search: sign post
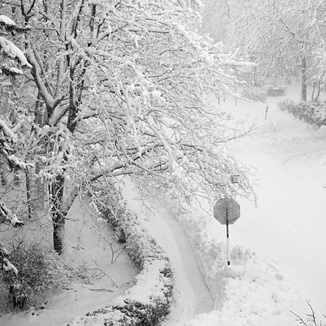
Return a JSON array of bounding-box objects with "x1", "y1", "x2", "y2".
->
[{"x1": 213, "y1": 197, "x2": 240, "y2": 266}]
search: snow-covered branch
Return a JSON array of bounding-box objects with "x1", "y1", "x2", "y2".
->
[
  {"x1": 0, "y1": 242, "x2": 18, "y2": 278},
  {"x1": 0, "y1": 119, "x2": 18, "y2": 143},
  {"x1": 0, "y1": 37, "x2": 31, "y2": 68},
  {"x1": 0, "y1": 200, "x2": 24, "y2": 227},
  {"x1": 2, "y1": 258, "x2": 18, "y2": 275}
]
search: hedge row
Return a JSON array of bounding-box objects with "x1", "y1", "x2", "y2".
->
[
  {"x1": 278, "y1": 100, "x2": 326, "y2": 127},
  {"x1": 66, "y1": 199, "x2": 173, "y2": 326}
]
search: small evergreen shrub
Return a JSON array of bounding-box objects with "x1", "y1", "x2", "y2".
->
[
  {"x1": 242, "y1": 86, "x2": 267, "y2": 102},
  {"x1": 0, "y1": 241, "x2": 70, "y2": 309},
  {"x1": 278, "y1": 100, "x2": 326, "y2": 127}
]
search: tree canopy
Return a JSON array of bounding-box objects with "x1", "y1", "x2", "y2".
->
[
  {"x1": 200, "y1": 0, "x2": 326, "y2": 100},
  {"x1": 0, "y1": 0, "x2": 254, "y2": 254}
]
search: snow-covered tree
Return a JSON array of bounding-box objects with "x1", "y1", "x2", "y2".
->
[
  {"x1": 201, "y1": 0, "x2": 326, "y2": 101},
  {"x1": 0, "y1": 1, "x2": 254, "y2": 254},
  {"x1": 199, "y1": 0, "x2": 234, "y2": 43},
  {"x1": 0, "y1": 13, "x2": 30, "y2": 226},
  {"x1": 0, "y1": 13, "x2": 29, "y2": 288}
]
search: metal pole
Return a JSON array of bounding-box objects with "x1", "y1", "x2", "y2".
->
[{"x1": 226, "y1": 206, "x2": 230, "y2": 266}]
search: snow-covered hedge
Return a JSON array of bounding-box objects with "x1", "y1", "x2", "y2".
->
[
  {"x1": 66, "y1": 200, "x2": 173, "y2": 326},
  {"x1": 278, "y1": 100, "x2": 326, "y2": 127}
]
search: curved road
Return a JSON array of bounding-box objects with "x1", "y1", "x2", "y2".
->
[{"x1": 122, "y1": 186, "x2": 214, "y2": 325}]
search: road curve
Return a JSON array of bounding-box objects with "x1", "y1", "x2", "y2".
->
[{"x1": 122, "y1": 186, "x2": 214, "y2": 325}]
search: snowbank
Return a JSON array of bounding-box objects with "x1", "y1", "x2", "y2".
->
[{"x1": 167, "y1": 203, "x2": 314, "y2": 326}]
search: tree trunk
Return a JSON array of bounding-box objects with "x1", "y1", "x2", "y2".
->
[
  {"x1": 301, "y1": 57, "x2": 307, "y2": 102},
  {"x1": 34, "y1": 161, "x2": 45, "y2": 211},
  {"x1": 25, "y1": 98, "x2": 47, "y2": 219},
  {"x1": 25, "y1": 167, "x2": 33, "y2": 220},
  {"x1": 53, "y1": 209, "x2": 65, "y2": 255},
  {"x1": 50, "y1": 174, "x2": 66, "y2": 255},
  {"x1": 311, "y1": 81, "x2": 321, "y2": 102}
]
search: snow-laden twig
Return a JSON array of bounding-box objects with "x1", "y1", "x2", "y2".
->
[
  {"x1": 0, "y1": 36, "x2": 32, "y2": 67},
  {"x1": 109, "y1": 243, "x2": 124, "y2": 264},
  {"x1": 7, "y1": 154, "x2": 34, "y2": 169},
  {"x1": 291, "y1": 301, "x2": 322, "y2": 326},
  {"x1": 0, "y1": 14, "x2": 16, "y2": 26},
  {"x1": 0, "y1": 119, "x2": 18, "y2": 143},
  {"x1": 91, "y1": 259, "x2": 119, "y2": 288},
  {"x1": 0, "y1": 199, "x2": 24, "y2": 226},
  {"x1": 2, "y1": 258, "x2": 18, "y2": 275}
]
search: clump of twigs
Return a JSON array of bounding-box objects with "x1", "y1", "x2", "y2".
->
[{"x1": 291, "y1": 301, "x2": 326, "y2": 326}]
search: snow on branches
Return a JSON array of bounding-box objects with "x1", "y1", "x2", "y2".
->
[
  {"x1": 2, "y1": 258, "x2": 18, "y2": 275},
  {"x1": 0, "y1": 200, "x2": 24, "y2": 227},
  {"x1": 0, "y1": 242, "x2": 19, "y2": 287},
  {"x1": 0, "y1": 119, "x2": 32, "y2": 170},
  {"x1": 0, "y1": 119, "x2": 18, "y2": 143},
  {"x1": 0, "y1": 14, "x2": 31, "y2": 75},
  {"x1": 0, "y1": 36, "x2": 31, "y2": 68},
  {"x1": 0, "y1": 1, "x2": 255, "y2": 213}
]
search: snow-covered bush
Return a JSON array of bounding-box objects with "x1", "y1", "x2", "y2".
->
[
  {"x1": 65, "y1": 188, "x2": 173, "y2": 325},
  {"x1": 242, "y1": 86, "x2": 267, "y2": 102},
  {"x1": 0, "y1": 241, "x2": 70, "y2": 309},
  {"x1": 278, "y1": 100, "x2": 326, "y2": 127}
]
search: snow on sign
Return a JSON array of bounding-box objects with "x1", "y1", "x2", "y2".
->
[{"x1": 213, "y1": 198, "x2": 240, "y2": 225}]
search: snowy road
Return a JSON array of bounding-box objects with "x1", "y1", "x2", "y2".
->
[
  {"x1": 144, "y1": 207, "x2": 214, "y2": 325},
  {"x1": 122, "y1": 186, "x2": 214, "y2": 325}
]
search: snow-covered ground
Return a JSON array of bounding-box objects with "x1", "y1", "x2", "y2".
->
[
  {"x1": 0, "y1": 196, "x2": 136, "y2": 326},
  {"x1": 1, "y1": 86, "x2": 325, "y2": 325},
  {"x1": 228, "y1": 87, "x2": 326, "y2": 312},
  {"x1": 126, "y1": 87, "x2": 326, "y2": 326},
  {"x1": 184, "y1": 88, "x2": 326, "y2": 325}
]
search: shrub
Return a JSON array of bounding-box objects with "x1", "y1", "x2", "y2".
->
[
  {"x1": 278, "y1": 100, "x2": 326, "y2": 127},
  {"x1": 0, "y1": 241, "x2": 70, "y2": 309}
]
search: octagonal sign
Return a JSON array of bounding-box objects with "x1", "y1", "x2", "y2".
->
[{"x1": 214, "y1": 198, "x2": 240, "y2": 225}]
